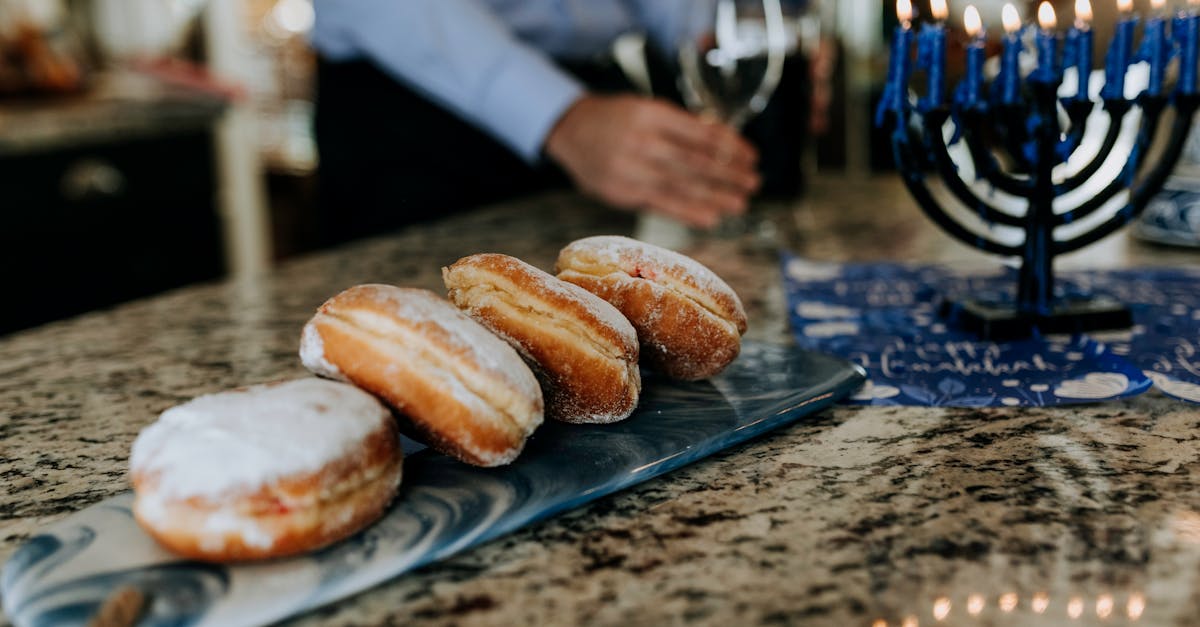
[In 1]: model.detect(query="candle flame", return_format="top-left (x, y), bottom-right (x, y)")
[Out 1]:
top-left (1002, 3), bottom-right (1021, 34)
top-left (1127, 593), bottom-right (1146, 620)
top-left (1068, 597), bottom-right (1084, 619)
top-left (1075, 0), bottom-right (1092, 24)
top-left (1038, 2), bottom-right (1057, 30)
top-left (931, 0), bottom-right (949, 21)
top-left (932, 597), bottom-right (951, 621)
top-left (964, 6), bottom-right (983, 36)
top-left (1117, 0), bottom-right (1133, 13)
top-left (897, 0), bottom-right (912, 25)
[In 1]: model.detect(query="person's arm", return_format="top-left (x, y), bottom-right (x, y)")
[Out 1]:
top-left (312, 0), bottom-right (584, 162)
top-left (314, 0), bottom-right (759, 228)
top-left (621, 0), bottom-right (712, 52)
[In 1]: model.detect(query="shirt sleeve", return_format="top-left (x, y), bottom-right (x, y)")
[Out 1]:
top-left (311, 0), bottom-right (585, 162)
top-left (621, 0), bottom-right (712, 52)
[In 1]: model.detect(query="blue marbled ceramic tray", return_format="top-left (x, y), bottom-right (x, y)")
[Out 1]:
top-left (1, 342), bottom-right (864, 627)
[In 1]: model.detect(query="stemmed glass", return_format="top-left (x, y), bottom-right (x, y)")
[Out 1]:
top-left (635, 0), bottom-right (791, 248)
top-left (677, 0), bottom-right (788, 131)
top-left (680, 0), bottom-right (789, 243)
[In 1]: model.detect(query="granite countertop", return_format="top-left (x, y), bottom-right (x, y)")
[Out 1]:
top-left (0, 72), bottom-right (226, 156)
top-left (3, 177), bottom-right (1200, 626)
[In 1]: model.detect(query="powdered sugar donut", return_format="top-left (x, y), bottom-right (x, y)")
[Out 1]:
top-left (443, 253), bottom-right (641, 424)
top-left (130, 378), bottom-right (401, 562)
top-left (556, 236), bottom-right (747, 381)
top-left (301, 285), bottom-right (543, 466)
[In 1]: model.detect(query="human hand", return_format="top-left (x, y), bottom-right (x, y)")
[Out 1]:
top-left (544, 94), bottom-right (760, 228)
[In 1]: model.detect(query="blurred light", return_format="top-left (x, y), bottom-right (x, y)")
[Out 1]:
top-left (967, 594), bottom-right (985, 616)
top-left (933, 597), bottom-right (951, 621)
top-left (930, 0), bottom-right (948, 21)
top-left (1097, 594), bottom-right (1114, 619)
top-left (1128, 593), bottom-right (1146, 621)
top-left (271, 0), bottom-right (314, 35)
top-left (964, 6), bottom-right (982, 37)
top-left (872, 621), bottom-right (888, 627)
top-left (1037, 2), bottom-right (1056, 30)
top-left (902, 616), bottom-right (919, 627)
top-left (1032, 592), bottom-right (1050, 614)
top-left (1116, 0), bottom-right (1132, 13)
top-left (999, 593), bottom-right (1019, 613)
top-left (1150, 0), bottom-right (1166, 10)
top-left (896, 0), bottom-right (913, 26)
top-left (1068, 597), bottom-right (1084, 619)
top-left (1002, 4), bottom-right (1021, 34)
top-left (1074, 0), bottom-right (1091, 26)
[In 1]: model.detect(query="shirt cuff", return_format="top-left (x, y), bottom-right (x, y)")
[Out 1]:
top-left (472, 46), bottom-right (585, 163)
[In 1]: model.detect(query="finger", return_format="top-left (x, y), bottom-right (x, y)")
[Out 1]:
top-left (640, 187), bottom-right (724, 228)
top-left (630, 157), bottom-right (749, 218)
top-left (646, 104), bottom-right (758, 167)
top-left (595, 163), bottom-right (720, 226)
top-left (639, 134), bottom-right (761, 195)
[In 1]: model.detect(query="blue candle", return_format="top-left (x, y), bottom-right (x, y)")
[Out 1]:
top-left (1177, 10), bottom-right (1200, 95)
top-left (957, 5), bottom-right (986, 110)
top-left (1066, 0), bottom-right (1093, 101)
top-left (918, 22), bottom-right (947, 110)
top-left (997, 3), bottom-right (1023, 105)
top-left (1140, 2), bottom-right (1169, 96)
top-left (883, 0), bottom-right (914, 116)
top-left (1102, 1), bottom-right (1136, 100)
top-left (1031, 2), bottom-right (1060, 84)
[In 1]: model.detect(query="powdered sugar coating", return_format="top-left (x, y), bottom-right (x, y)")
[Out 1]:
top-left (527, 267), bottom-right (638, 347)
top-left (130, 378), bottom-right (392, 501)
top-left (360, 286), bottom-right (542, 405)
top-left (444, 255), bottom-right (638, 355)
top-left (300, 323), bottom-right (346, 382)
top-left (557, 236), bottom-right (746, 324)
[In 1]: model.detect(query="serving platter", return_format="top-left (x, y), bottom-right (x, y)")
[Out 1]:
top-left (2, 342), bottom-right (864, 627)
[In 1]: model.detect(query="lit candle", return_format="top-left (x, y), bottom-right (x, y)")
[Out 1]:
top-left (918, 0), bottom-right (949, 110)
top-left (1032, 2), bottom-right (1060, 84)
top-left (1065, 0), bottom-right (1093, 101)
top-left (1178, 0), bottom-right (1200, 95)
top-left (997, 3), bottom-right (1024, 105)
top-left (1102, 0), bottom-right (1136, 100)
top-left (957, 5), bottom-right (986, 109)
top-left (1141, 0), bottom-right (1170, 96)
top-left (882, 0), bottom-right (915, 116)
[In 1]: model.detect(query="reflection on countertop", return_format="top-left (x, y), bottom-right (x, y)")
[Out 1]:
top-left (2, 176), bottom-right (1200, 626)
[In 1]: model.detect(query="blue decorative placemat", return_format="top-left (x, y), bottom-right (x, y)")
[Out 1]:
top-left (782, 254), bottom-right (1200, 406)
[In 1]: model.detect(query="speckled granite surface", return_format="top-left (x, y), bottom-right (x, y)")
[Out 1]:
top-left (3, 177), bottom-right (1200, 626)
top-left (0, 72), bottom-right (225, 156)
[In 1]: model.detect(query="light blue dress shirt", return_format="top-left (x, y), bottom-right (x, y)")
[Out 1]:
top-left (312, 0), bottom-right (702, 162)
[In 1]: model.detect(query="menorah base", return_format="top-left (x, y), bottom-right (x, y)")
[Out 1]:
top-left (939, 297), bottom-right (1133, 341)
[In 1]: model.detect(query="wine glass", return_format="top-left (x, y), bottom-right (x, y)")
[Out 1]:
top-left (677, 0), bottom-right (788, 130)
top-left (636, 0), bottom-right (791, 247)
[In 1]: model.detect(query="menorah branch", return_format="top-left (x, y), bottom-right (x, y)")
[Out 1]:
top-left (1056, 99), bottom-right (1132, 193)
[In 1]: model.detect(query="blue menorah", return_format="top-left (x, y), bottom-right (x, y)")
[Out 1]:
top-left (875, 1), bottom-right (1200, 339)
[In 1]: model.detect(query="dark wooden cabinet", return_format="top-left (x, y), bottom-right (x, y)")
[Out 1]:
top-left (0, 129), bottom-right (225, 335)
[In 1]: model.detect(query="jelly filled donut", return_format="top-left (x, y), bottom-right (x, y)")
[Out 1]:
top-left (443, 253), bottom-right (641, 424)
top-left (555, 236), bottom-right (747, 381)
top-left (130, 378), bottom-right (402, 562)
top-left (301, 285), bottom-right (543, 466)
